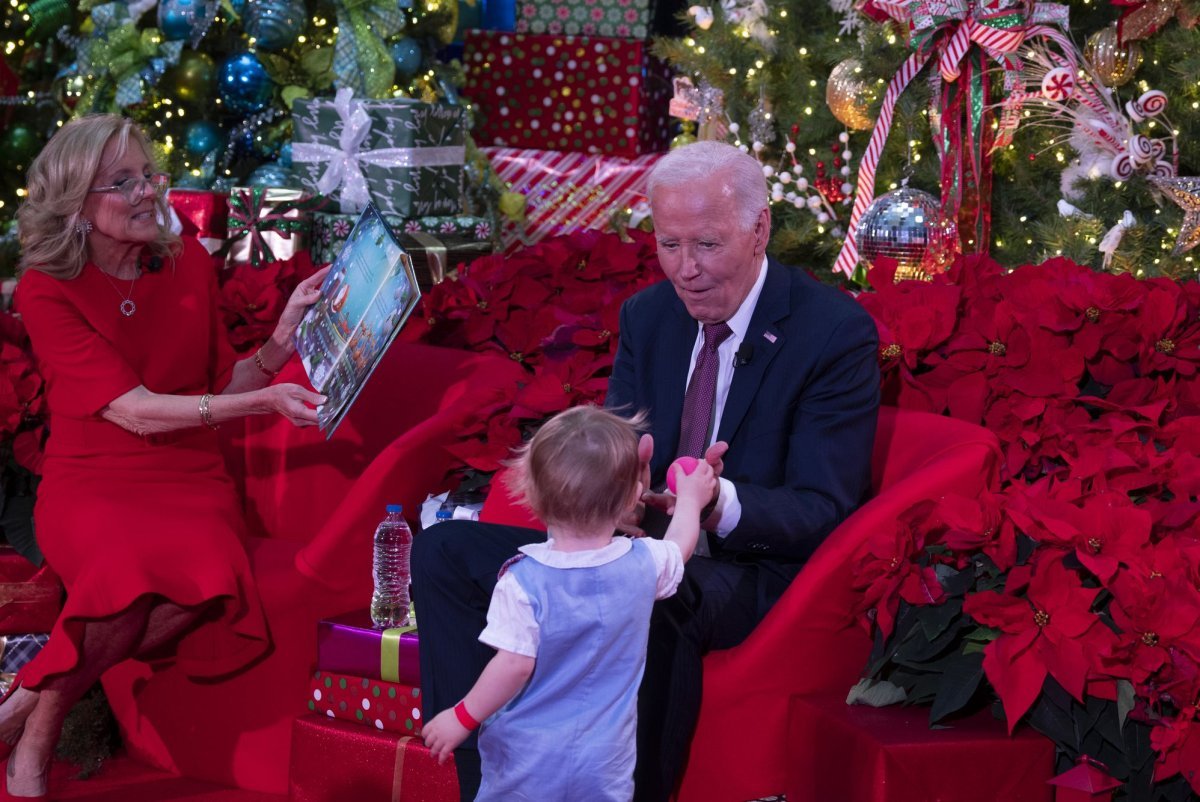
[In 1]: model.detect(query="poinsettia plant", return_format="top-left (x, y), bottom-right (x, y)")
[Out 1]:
top-left (0, 309), bottom-right (47, 562)
top-left (853, 256), bottom-right (1200, 800)
top-left (398, 228), bottom-right (664, 475)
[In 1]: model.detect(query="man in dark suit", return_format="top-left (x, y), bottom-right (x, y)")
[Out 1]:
top-left (411, 141), bottom-right (879, 801)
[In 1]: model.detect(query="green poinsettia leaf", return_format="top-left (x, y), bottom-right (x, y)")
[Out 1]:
top-left (846, 678), bottom-right (907, 707)
top-left (281, 85), bottom-right (309, 110)
top-left (929, 652), bottom-right (984, 724)
top-left (256, 51), bottom-right (296, 86)
top-left (918, 598), bottom-right (962, 642)
top-left (299, 46), bottom-right (335, 85)
top-left (1117, 679), bottom-right (1135, 732)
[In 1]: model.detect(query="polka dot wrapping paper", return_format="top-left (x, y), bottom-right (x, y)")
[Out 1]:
top-left (515, 0), bottom-right (652, 39)
top-left (462, 30), bottom-right (672, 158)
top-left (308, 670), bottom-right (424, 736)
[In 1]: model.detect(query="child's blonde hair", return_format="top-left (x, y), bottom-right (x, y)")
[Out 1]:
top-left (508, 406), bottom-right (644, 531)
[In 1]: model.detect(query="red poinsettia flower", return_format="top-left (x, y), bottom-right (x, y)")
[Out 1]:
top-left (933, 491), bottom-right (1018, 572)
top-left (1103, 563), bottom-right (1200, 688)
top-left (1136, 279), bottom-right (1200, 378)
top-left (510, 351), bottom-right (613, 420)
top-left (964, 556), bottom-right (1115, 730)
top-left (853, 500), bottom-right (946, 639)
top-left (218, 260), bottom-right (297, 352)
top-left (1151, 711), bottom-right (1200, 794)
top-left (445, 402), bottom-right (524, 474)
top-left (1005, 484), bottom-right (1151, 584)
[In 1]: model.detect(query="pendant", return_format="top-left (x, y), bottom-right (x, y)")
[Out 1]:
top-left (120, 299), bottom-right (137, 317)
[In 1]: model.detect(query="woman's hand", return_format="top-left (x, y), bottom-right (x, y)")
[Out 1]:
top-left (260, 383), bottom-right (326, 427)
top-left (273, 265), bottom-right (331, 342)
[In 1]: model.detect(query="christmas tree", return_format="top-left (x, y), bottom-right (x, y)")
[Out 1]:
top-left (0, 0), bottom-right (475, 273)
top-left (657, 0), bottom-right (1200, 281)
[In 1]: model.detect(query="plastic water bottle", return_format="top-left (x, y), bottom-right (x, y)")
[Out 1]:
top-left (370, 504), bottom-right (413, 628)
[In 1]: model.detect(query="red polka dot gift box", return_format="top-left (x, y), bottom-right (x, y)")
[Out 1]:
top-left (307, 670), bottom-right (424, 737)
top-left (462, 30), bottom-right (672, 158)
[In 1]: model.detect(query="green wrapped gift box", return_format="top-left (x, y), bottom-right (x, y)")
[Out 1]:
top-left (291, 89), bottom-right (465, 218)
top-left (310, 211), bottom-right (494, 291)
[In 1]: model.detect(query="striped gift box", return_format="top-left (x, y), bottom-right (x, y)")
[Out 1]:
top-left (484, 146), bottom-right (661, 252)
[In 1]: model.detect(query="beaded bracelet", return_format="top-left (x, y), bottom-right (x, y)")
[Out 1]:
top-left (253, 348), bottom-right (280, 378)
top-left (199, 393), bottom-right (219, 429)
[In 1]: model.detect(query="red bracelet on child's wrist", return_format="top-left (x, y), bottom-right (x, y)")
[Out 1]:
top-left (454, 701), bottom-right (481, 731)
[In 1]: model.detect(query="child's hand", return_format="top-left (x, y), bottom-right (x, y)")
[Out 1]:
top-left (423, 708), bottom-right (471, 764)
top-left (671, 458), bottom-right (717, 513)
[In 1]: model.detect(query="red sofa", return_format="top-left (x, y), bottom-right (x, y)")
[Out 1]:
top-left (100, 343), bottom-right (525, 794)
top-left (676, 407), bottom-right (1002, 802)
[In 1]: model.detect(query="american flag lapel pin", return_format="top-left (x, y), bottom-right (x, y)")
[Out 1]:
top-left (763, 332), bottom-right (778, 344)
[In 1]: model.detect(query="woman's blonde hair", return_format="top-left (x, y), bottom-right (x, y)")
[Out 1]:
top-left (18, 114), bottom-right (179, 279)
top-left (507, 406), bottom-right (645, 532)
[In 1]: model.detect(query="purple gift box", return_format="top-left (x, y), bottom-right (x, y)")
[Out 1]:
top-left (316, 611), bottom-right (420, 686)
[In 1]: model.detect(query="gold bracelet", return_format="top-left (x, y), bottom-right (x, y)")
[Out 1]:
top-left (199, 393), bottom-right (219, 429)
top-left (253, 348), bottom-right (280, 378)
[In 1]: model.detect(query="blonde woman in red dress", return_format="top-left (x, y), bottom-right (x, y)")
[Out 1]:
top-left (0, 114), bottom-right (328, 798)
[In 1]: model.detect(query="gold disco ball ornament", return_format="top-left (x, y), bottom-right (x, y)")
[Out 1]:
top-left (826, 58), bottom-right (876, 131)
top-left (854, 188), bottom-right (960, 282)
top-left (1084, 25), bottom-right (1143, 87)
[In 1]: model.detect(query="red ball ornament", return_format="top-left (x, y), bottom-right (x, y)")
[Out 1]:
top-left (666, 456), bottom-right (700, 494)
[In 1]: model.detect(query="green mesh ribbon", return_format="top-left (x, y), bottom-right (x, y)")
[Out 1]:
top-left (332, 0), bottom-right (404, 99)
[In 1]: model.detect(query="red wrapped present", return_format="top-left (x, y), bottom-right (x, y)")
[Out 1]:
top-left (484, 146), bottom-right (661, 251)
top-left (307, 670), bottom-right (424, 736)
top-left (787, 693), bottom-right (1054, 802)
top-left (0, 548), bottom-right (62, 636)
top-left (462, 30), bottom-right (672, 157)
top-left (288, 714), bottom-right (458, 802)
top-left (316, 611), bottom-right (420, 686)
top-left (166, 189), bottom-right (229, 267)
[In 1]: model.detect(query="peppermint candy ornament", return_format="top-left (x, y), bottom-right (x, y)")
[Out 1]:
top-left (1128, 135), bottom-right (1155, 167)
top-left (1041, 67), bottom-right (1075, 102)
top-left (1110, 153), bottom-right (1135, 180)
top-left (1126, 90), bottom-right (1167, 122)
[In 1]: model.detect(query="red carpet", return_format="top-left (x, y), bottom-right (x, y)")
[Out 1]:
top-left (40, 753), bottom-right (285, 801)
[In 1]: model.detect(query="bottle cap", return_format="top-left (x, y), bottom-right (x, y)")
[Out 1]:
top-left (386, 504), bottom-right (403, 514)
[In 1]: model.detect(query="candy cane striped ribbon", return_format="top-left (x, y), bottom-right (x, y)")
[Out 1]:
top-left (833, 49), bottom-right (931, 277)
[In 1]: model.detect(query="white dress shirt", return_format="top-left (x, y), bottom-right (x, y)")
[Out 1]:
top-left (682, 256), bottom-right (769, 542)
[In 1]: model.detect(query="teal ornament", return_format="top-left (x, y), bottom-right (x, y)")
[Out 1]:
top-left (247, 163), bottom-right (296, 188)
top-left (390, 38), bottom-right (423, 79)
top-left (229, 0), bottom-right (247, 14)
top-left (278, 141), bottom-right (293, 167)
top-left (217, 52), bottom-right (274, 114)
top-left (184, 120), bottom-right (222, 157)
top-left (244, 0), bottom-right (307, 52)
top-left (158, 0), bottom-right (216, 45)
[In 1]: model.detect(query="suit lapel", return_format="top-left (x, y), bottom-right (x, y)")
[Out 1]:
top-left (653, 299), bottom-right (698, 472)
top-left (716, 260), bottom-right (790, 445)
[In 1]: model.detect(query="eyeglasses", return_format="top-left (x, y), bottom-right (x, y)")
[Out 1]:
top-left (88, 173), bottom-right (170, 205)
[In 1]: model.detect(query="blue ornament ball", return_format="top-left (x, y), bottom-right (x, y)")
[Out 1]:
top-left (244, 0), bottom-right (307, 52)
top-left (184, 120), bottom-right (222, 157)
top-left (217, 53), bottom-right (274, 115)
top-left (158, 0), bottom-right (214, 42)
top-left (247, 163), bottom-right (297, 188)
top-left (390, 38), bottom-right (423, 79)
top-left (278, 141), bottom-right (293, 168)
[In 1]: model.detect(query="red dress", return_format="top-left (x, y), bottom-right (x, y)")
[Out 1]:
top-left (15, 237), bottom-right (269, 685)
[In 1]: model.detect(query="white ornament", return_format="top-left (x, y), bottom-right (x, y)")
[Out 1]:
top-left (817, 212), bottom-right (830, 223)
top-left (687, 5), bottom-right (715, 29)
top-left (785, 141), bottom-right (796, 153)
top-left (778, 172), bottom-right (791, 184)
top-left (796, 177), bottom-right (808, 191)
top-left (728, 122), bottom-right (740, 134)
top-left (840, 182), bottom-right (853, 195)
top-left (1040, 67), bottom-right (1076, 102)
top-left (838, 132), bottom-right (849, 143)
top-left (762, 164), bottom-right (775, 177)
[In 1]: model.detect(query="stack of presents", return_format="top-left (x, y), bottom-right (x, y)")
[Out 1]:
top-left (167, 0), bottom-right (679, 284)
top-left (288, 610), bottom-right (457, 801)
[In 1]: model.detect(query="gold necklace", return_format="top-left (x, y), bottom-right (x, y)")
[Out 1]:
top-left (98, 267), bottom-right (140, 317)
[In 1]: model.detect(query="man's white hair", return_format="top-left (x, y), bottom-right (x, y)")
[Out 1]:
top-left (646, 141), bottom-right (768, 232)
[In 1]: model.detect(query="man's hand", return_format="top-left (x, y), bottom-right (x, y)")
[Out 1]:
top-left (650, 441), bottom-right (728, 516)
top-left (617, 433), bottom-right (655, 537)
top-left (423, 708), bottom-right (471, 765)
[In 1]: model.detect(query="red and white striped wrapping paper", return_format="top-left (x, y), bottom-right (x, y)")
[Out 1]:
top-left (484, 146), bottom-right (662, 252)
